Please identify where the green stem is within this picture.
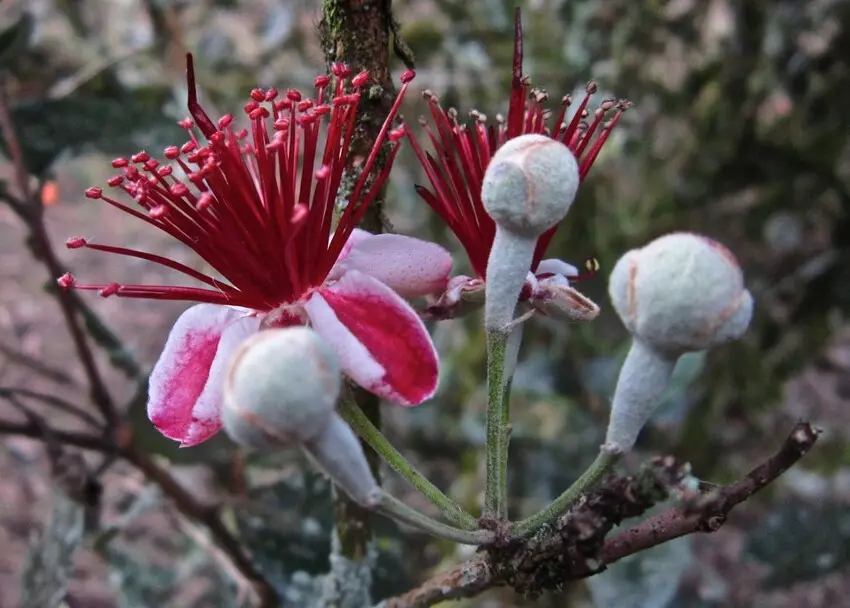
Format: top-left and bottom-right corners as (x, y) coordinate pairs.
(375, 491), (493, 546)
(339, 396), (478, 530)
(510, 447), (622, 538)
(484, 328), (509, 519)
(497, 322), (523, 515)
(498, 378), (513, 512)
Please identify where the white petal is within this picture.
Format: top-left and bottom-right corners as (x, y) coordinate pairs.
(148, 304), (244, 445)
(305, 270), (439, 405)
(536, 258), (579, 278)
(181, 314), (261, 446)
(331, 233), (453, 297)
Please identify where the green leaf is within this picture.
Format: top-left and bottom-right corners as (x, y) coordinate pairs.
(106, 547), (181, 608)
(233, 470), (334, 600)
(1, 93), (177, 177)
(0, 12), (34, 68)
(588, 536), (693, 608)
(745, 499), (850, 588)
(234, 469), (416, 602)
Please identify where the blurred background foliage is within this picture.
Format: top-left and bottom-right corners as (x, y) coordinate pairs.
(2, 0), (850, 606)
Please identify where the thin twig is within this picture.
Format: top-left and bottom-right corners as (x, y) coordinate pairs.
(378, 422), (820, 608)
(0, 339), (80, 386)
(0, 87), (119, 431)
(1, 386), (103, 428)
(66, 289), (146, 382)
(174, 513), (256, 607)
(0, 78), (32, 201)
(121, 443), (279, 607)
(0, 417), (279, 606)
(0, 419), (114, 452)
(600, 422), (821, 560)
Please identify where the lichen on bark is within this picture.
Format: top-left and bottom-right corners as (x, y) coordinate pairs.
(318, 0), (414, 567)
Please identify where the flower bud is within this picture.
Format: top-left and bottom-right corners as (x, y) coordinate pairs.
(608, 232), (753, 357)
(222, 327), (340, 449)
(302, 412), (381, 507)
(482, 135), (580, 331)
(605, 232), (753, 451)
(482, 134), (579, 238)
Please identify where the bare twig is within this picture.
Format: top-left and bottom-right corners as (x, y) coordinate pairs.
(0, 419), (115, 452)
(379, 422), (820, 608)
(600, 422), (821, 560)
(121, 443), (278, 607)
(3, 398), (101, 511)
(0, 80), (33, 202)
(66, 289), (145, 382)
(0, 416), (279, 606)
(0, 339), (80, 386)
(0, 86), (119, 431)
(1, 386), (103, 428)
(175, 515), (256, 607)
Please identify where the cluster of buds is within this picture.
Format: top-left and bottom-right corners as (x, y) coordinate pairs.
(55, 6), (757, 521)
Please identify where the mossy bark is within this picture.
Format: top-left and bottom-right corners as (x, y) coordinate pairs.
(320, 0), (398, 235)
(318, 0), (408, 563)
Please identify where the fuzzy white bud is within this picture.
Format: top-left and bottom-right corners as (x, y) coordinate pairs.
(605, 232), (753, 451)
(222, 327), (340, 449)
(608, 232), (753, 357)
(482, 134), (579, 238)
(482, 135), (580, 331)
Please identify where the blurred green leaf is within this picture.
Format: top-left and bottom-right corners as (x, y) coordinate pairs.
(234, 470), (418, 602)
(2, 93), (176, 177)
(107, 547), (181, 608)
(588, 536), (693, 608)
(507, 400), (604, 511)
(745, 499), (850, 588)
(235, 471), (334, 597)
(0, 12), (34, 68)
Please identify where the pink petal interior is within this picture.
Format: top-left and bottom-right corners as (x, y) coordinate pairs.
(147, 304), (248, 445)
(329, 227), (373, 276)
(181, 313), (261, 446)
(305, 270), (439, 405)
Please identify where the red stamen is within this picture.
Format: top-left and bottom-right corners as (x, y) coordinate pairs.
(57, 273), (75, 288)
(186, 54), (217, 138)
(100, 283), (120, 297)
(64, 58), (413, 312)
(406, 8), (627, 277)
